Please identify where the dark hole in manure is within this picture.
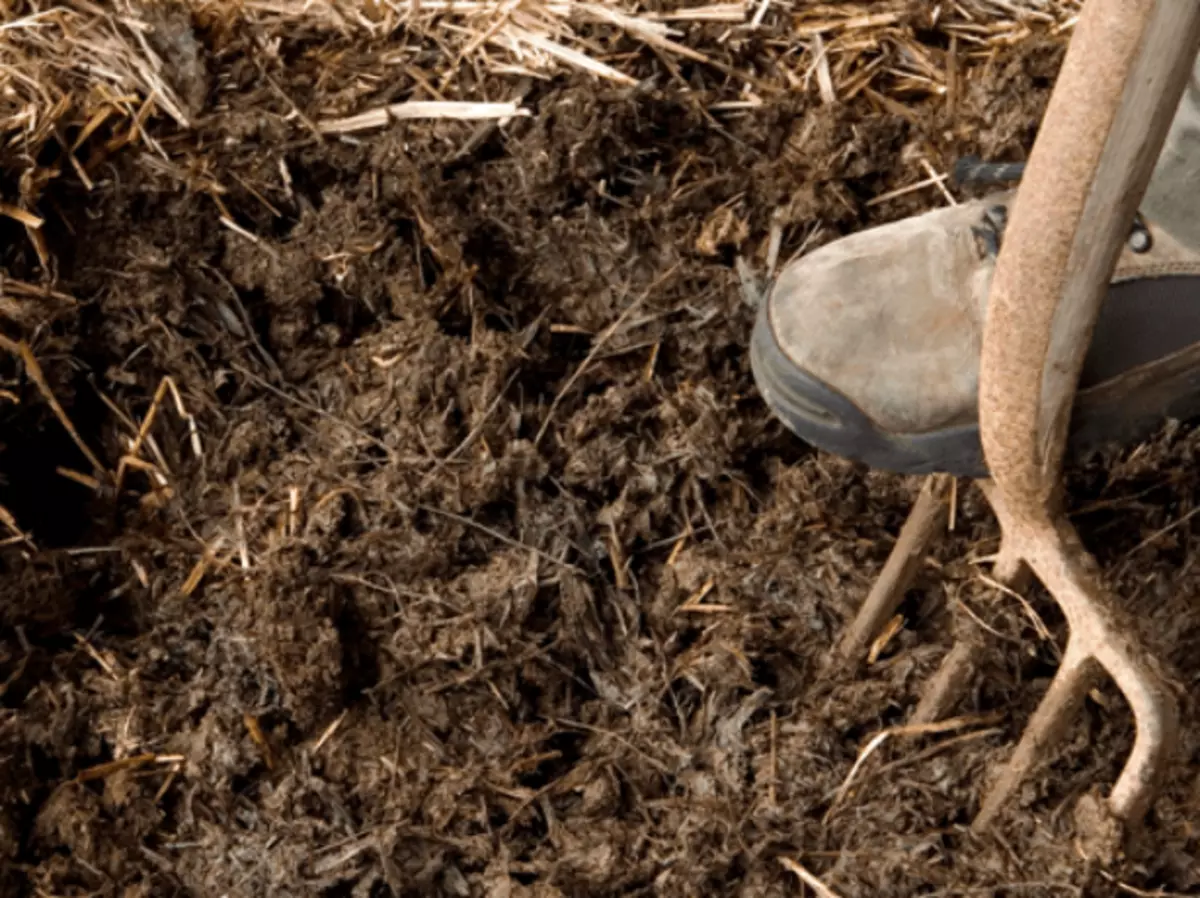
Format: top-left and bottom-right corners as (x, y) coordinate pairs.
(0, 376), (106, 549)
(334, 593), (381, 702)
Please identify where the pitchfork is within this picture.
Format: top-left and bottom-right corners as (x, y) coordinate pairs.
(837, 0), (1200, 845)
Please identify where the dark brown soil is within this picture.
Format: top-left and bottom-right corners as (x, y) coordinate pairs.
(2, 6), (1199, 898)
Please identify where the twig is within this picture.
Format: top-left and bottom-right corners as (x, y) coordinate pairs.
(865, 172), (950, 207)
(1100, 871), (1195, 898)
(921, 158), (958, 205)
(978, 572), (1055, 645)
(875, 726), (1004, 776)
(312, 711), (348, 754)
(0, 335), (105, 475)
(768, 710), (778, 806)
(912, 635), (983, 724)
(825, 713), (1003, 819)
(319, 101), (529, 135)
(421, 369), (520, 486)
(1114, 504), (1200, 576)
(810, 34), (835, 105)
(77, 753), (157, 782)
(534, 264), (678, 447)
(779, 858), (843, 898)
(418, 504), (581, 573)
(232, 363), (397, 463)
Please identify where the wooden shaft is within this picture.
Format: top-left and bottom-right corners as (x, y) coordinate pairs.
(978, 0), (1200, 513)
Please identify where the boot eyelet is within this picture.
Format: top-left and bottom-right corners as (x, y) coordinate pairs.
(971, 225), (999, 258)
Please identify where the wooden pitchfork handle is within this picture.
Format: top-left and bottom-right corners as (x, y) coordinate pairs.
(980, 0), (1200, 505)
(975, 0), (1200, 832)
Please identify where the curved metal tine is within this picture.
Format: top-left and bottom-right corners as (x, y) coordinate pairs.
(1030, 520), (1178, 824)
(973, 548), (1178, 831)
(834, 474), (952, 666)
(973, 486), (1179, 832)
(911, 501), (1029, 727)
(974, 639), (1101, 832)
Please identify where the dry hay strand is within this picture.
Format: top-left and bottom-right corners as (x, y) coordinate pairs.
(793, 1), (1080, 107)
(0, 0), (1081, 172)
(0, 2), (196, 168)
(0, 0), (1080, 327)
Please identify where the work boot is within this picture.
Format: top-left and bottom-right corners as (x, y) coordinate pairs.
(752, 64), (1200, 478)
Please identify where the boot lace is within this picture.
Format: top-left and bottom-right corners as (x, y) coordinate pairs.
(955, 155), (1153, 258)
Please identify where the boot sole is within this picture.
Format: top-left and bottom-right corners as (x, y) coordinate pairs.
(751, 274), (1200, 478)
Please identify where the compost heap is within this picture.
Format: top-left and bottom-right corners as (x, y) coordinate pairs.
(1, 2), (1199, 896)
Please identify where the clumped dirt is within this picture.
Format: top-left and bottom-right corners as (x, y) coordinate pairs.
(1, 5), (1199, 897)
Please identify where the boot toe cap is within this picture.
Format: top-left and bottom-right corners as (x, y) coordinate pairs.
(751, 201), (999, 476)
(763, 204), (992, 436)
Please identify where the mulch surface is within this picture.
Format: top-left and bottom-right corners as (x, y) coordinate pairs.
(1, 2), (1199, 895)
